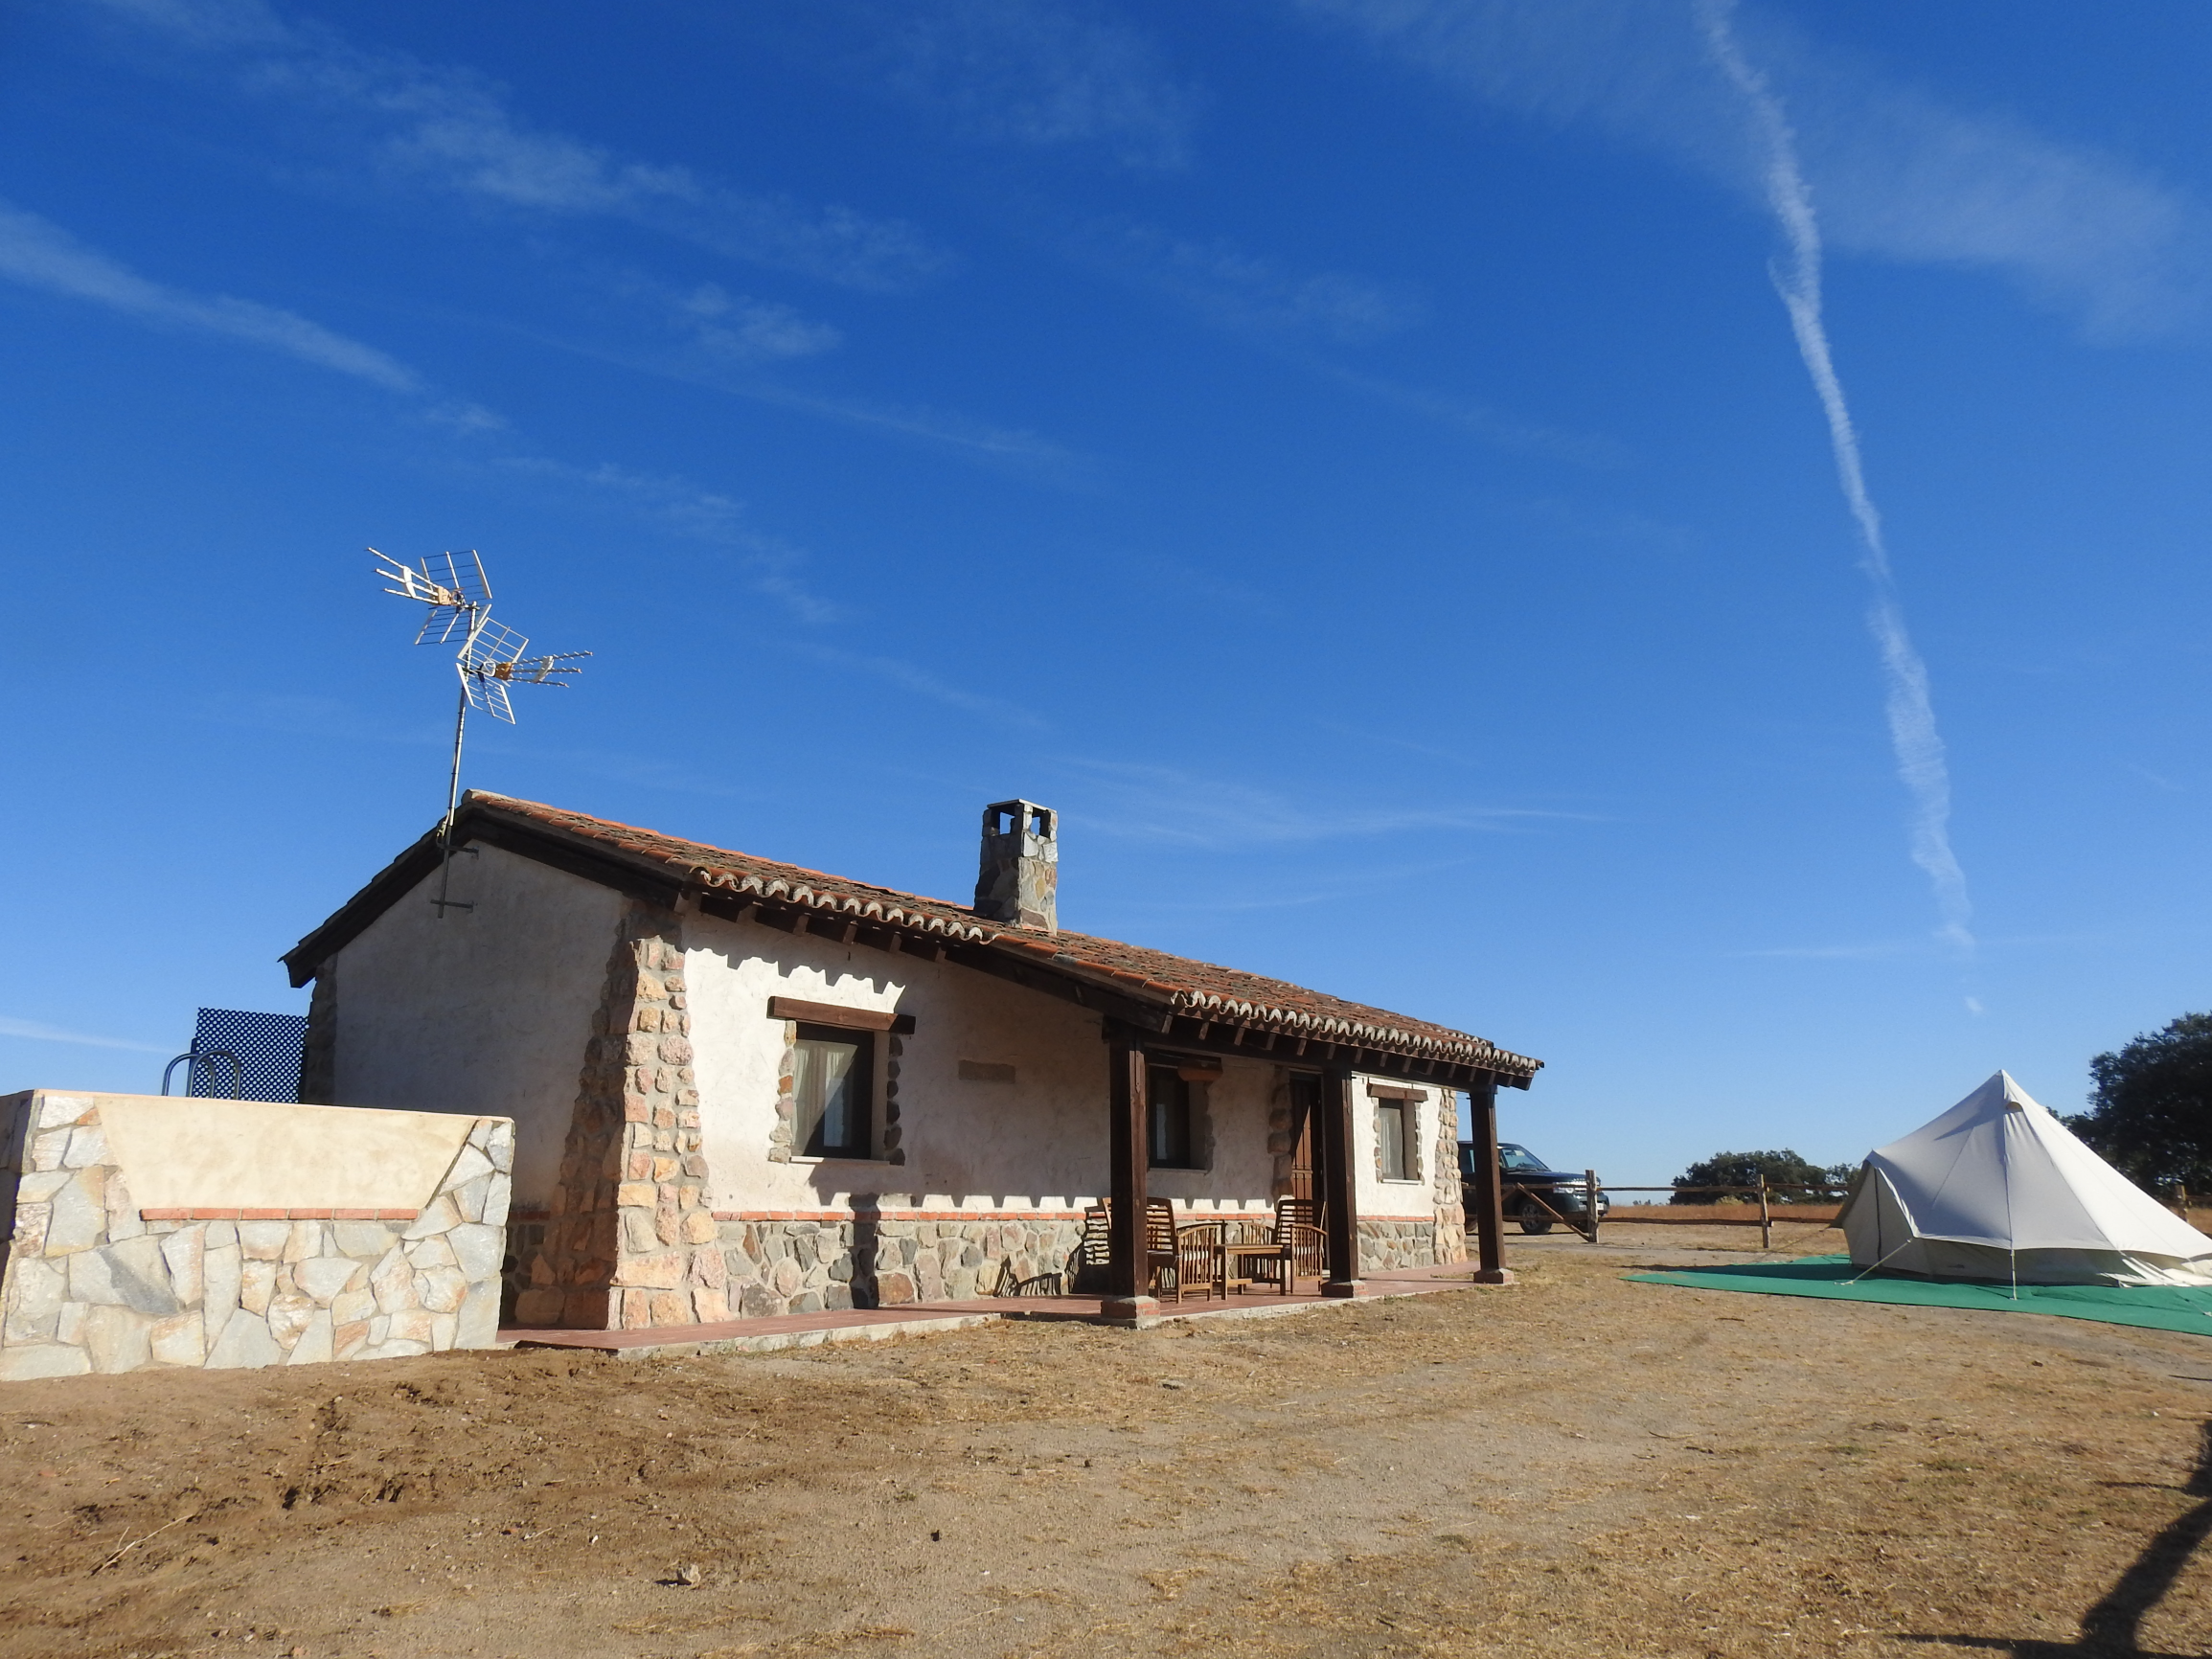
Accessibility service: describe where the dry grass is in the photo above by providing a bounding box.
[0,1249,2206,1656]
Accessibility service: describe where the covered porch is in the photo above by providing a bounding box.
[1086,1011,1526,1320]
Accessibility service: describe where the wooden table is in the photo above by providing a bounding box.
[1220,1238,1287,1295]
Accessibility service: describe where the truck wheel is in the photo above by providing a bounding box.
[1517,1199,1555,1236]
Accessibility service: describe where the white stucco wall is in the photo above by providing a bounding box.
[328,844,623,1207]
[1354,1083,1446,1219]
[683,911,1287,1216]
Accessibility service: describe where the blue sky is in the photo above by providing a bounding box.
[5,0,2210,1185]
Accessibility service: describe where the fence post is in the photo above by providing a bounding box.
[1758,1178,1771,1249]
[1584,1170,1600,1244]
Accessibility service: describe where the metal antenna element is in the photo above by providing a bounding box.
[371,547,590,917]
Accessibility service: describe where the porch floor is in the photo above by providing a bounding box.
[497,1261,1490,1360]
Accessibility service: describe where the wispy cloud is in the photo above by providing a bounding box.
[1060,761,1586,850]
[1058,215,1635,465]
[727,382,1091,480]
[491,456,844,625]
[1699,0,1972,956]
[192,692,444,746]
[1505,494,1698,552]
[1738,926,2123,963]
[0,196,420,390]
[1731,941,1918,962]
[1070,218,1424,343]
[1319,722,1485,770]
[673,284,842,364]
[469,307,1090,481]
[1309,360,1629,466]
[792,644,1050,730]
[90,0,951,292]
[809,0,1200,170]
[0,1015,171,1055]
[1110,853,1487,916]
[1297,0,2208,338]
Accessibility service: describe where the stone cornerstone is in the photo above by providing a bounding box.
[517,901,713,1330]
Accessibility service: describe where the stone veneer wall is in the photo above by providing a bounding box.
[1357,1217,1437,1272]
[519,901,718,1330]
[1431,1093,1467,1264]
[717,1214,1086,1315]
[507,1212,1089,1322]
[0,1096,512,1380]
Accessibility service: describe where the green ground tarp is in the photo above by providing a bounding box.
[1628,1254,2212,1336]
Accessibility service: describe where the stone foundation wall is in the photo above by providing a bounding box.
[1357,1217,1437,1273]
[0,1094,512,1380]
[713,1215,1087,1318]
[509,1212,1089,1324]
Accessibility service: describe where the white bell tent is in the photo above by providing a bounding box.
[1838,1071,2212,1287]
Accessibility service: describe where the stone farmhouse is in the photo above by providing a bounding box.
[282,794,1542,1330]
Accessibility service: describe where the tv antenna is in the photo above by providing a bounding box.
[372,549,589,916]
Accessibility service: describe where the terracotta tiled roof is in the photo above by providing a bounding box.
[294,792,1541,1083]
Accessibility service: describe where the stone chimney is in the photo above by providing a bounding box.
[973,799,1058,933]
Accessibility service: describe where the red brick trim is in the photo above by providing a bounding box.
[137,1207,421,1222]
[709,1207,1130,1223]
[703,1206,1436,1224]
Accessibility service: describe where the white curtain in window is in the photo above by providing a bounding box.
[1379,1102,1407,1180]
[795,1037,858,1152]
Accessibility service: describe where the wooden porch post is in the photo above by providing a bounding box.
[1468,1075,1515,1284]
[1319,1062,1361,1297]
[1103,1025,1156,1321]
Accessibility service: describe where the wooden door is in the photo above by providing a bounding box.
[1288,1073,1320,1203]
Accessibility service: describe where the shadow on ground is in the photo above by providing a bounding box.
[1907,1419,2212,1657]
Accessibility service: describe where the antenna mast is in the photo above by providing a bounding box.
[373,549,589,916]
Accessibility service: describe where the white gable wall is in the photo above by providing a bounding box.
[326,844,621,1208]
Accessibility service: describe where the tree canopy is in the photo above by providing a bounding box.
[1672,1149,1856,1203]
[2064,1012,2212,1195]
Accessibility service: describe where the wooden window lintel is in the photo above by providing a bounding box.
[767,995,916,1034]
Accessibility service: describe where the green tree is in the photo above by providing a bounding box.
[1673,1149,1856,1204]
[2064,1013,2212,1196]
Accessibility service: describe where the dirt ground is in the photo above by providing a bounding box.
[4,1229,2209,1658]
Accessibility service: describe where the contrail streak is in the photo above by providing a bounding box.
[1699,0,1973,954]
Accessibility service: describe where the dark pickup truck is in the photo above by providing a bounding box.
[1456,1141,1610,1235]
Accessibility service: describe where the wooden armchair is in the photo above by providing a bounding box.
[1173,1218,1225,1304]
[1240,1197,1328,1297]
[1074,1198,1227,1302]
[1141,1198,1226,1304]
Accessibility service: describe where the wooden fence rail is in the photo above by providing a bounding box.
[1518,1179,1847,1247]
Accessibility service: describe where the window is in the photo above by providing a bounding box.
[1148,1066,1197,1169]
[793,1022,874,1158]
[1499,1143,1547,1174]
[1377,1094,1423,1182]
